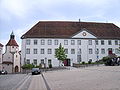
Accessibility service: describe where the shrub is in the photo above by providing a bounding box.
[82,61,85,64]
[88,60,92,64]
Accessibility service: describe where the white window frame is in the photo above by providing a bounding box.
[54,40,58,45]
[48,49,52,54]
[34,40,38,45]
[41,39,45,45]
[26,59,30,64]
[26,48,30,54]
[115,40,118,45]
[33,49,37,54]
[48,40,52,45]
[71,40,75,45]
[101,48,105,54]
[108,40,112,45]
[77,40,81,45]
[26,39,30,45]
[88,40,92,45]
[101,40,104,45]
[41,49,45,54]
[64,40,68,45]
[89,48,93,54]
[65,49,68,54]
[33,59,37,65]
[71,49,75,54]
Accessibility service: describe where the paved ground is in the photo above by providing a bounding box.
[0,66,120,90]
[0,74,30,90]
[44,66,120,90]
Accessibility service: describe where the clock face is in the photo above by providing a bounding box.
[82,32,87,36]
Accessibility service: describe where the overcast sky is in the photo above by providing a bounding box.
[0,0,120,51]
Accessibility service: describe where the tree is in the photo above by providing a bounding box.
[55,43,67,66]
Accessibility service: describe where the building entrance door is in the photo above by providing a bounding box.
[15,66,19,72]
[64,59,71,66]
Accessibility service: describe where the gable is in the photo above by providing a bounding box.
[72,29,96,38]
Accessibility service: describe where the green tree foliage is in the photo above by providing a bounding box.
[55,43,67,66]
[22,64,41,69]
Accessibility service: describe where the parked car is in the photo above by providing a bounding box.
[31,68,41,75]
[0,70,7,75]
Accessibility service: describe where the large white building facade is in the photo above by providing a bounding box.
[21,21,120,67]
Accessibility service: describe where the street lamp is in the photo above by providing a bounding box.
[45,57,47,69]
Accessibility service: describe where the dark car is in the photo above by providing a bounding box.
[0,70,7,75]
[32,68,41,75]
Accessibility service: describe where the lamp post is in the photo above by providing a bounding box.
[45,57,47,70]
[10,52,15,73]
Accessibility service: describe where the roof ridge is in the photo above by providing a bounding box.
[38,21,113,24]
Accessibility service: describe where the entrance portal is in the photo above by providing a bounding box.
[15,66,19,72]
[64,59,71,66]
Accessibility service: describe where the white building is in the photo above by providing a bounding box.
[0,43,3,70]
[21,21,120,67]
[2,32,21,73]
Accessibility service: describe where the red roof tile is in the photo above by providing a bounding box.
[0,43,3,47]
[6,39,19,46]
[21,21,120,39]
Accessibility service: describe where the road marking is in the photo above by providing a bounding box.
[42,73,51,90]
[12,74,31,90]
[28,75,47,90]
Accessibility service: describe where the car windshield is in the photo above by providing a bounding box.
[32,68,39,70]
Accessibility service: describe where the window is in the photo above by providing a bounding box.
[41,49,44,54]
[26,40,30,45]
[26,48,30,54]
[41,59,44,64]
[101,40,104,45]
[77,40,81,45]
[33,49,37,54]
[48,40,52,45]
[77,55,81,63]
[48,49,52,54]
[48,59,52,65]
[88,40,92,45]
[64,40,68,45]
[115,40,118,45]
[115,48,120,54]
[96,48,99,54]
[33,59,37,65]
[34,40,38,45]
[54,40,58,45]
[89,48,93,54]
[41,39,45,45]
[65,49,68,54]
[55,49,57,54]
[108,40,112,45]
[95,40,98,45]
[78,48,81,54]
[71,49,75,54]
[101,49,105,54]
[26,59,30,64]
[71,40,75,45]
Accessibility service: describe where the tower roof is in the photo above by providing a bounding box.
[0,43,3,47]
[6,32,19,46]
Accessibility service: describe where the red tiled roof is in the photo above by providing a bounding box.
[6,39,19,46]
[0,43,3,47]
[21,21,120,39]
